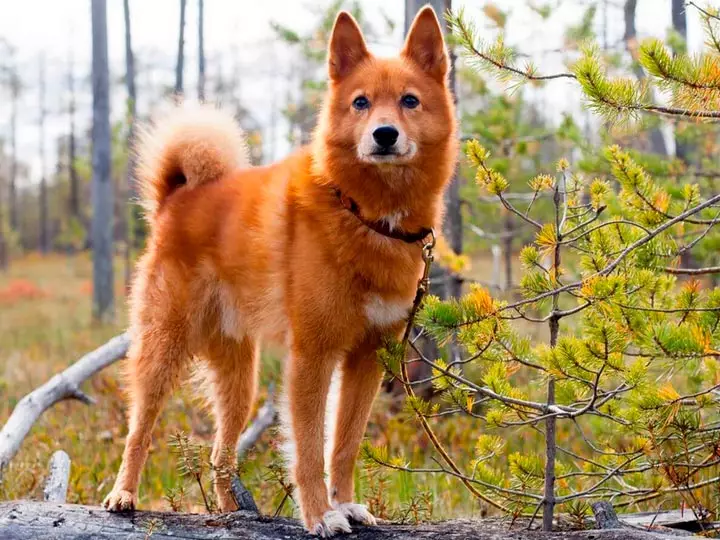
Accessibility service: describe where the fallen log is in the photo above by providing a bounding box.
[0,333,131,480]
[0,501,699,540]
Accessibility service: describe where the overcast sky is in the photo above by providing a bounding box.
[0,0,707,186]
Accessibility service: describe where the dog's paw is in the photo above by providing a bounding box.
[309,509,352,537]
[102,489,136,512]
[332,502,377,526]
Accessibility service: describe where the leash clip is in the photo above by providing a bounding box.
[418,228,436,294]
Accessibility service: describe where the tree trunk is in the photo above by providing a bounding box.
[175,0,187,96]
[671,0,689,162]
[670,0,694,271]
[541,177,564,532]
[9,70,19,236]
[0,160,6,271]
[68,52,80,233]
[443,0,463,300]
[39,55,49,254]
[623,0,667,156]
[123,0,138,288]
[671,0,687,50]
[198,0,205,101]
[91,0,115,323]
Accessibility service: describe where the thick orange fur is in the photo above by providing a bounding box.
[103,7,456,537]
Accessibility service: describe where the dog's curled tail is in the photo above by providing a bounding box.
[135,105,248,222]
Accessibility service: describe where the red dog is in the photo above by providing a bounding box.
[104,7,456,536]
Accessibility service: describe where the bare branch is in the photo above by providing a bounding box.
[663,265,720,275]
[0,333,130,479]
[236,388,277,459]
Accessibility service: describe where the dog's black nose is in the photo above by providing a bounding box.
[372,125,399,148]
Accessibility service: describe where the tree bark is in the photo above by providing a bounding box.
[38,55,49,254]
[0,158,6,271]
[623,0,667,156]
[91,0,115,322]
[671,0,687,39]
[671,0,688,161]
[43,451,71,504]
[8,65,19,235]
[0,333,130,479]
[68,51,80,234]
[123,0,138,288]
[0,501,689,540]
[123,0,137,149]
[198,0,205,101]
[542,177,564,532]
[175,0,187,96]
[443,0,463,300]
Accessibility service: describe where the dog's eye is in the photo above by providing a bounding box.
[401,94,420,109]
[352,96,370,110]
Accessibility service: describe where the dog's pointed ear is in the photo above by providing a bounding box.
[328,11,370,81]
[401,6,449,83]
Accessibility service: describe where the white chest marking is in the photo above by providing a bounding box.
[381,210,408,231]
[364,294,410,327]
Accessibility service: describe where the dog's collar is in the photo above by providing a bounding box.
[331,187,432,245]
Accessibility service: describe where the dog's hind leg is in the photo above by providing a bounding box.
[204,335,259,512]
[328,333,386,525]
[103,327,188,512]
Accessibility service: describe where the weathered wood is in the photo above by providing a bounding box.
[0,333,130,479]
[43,451,71,503]
[91,0,115,322]
[592,501,622,529]
[620,510,714,535]
[0,501,699,540]
[230,476,259,514]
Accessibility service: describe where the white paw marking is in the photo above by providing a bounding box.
[333,502,377,526]
[312,509,352,537]
[364,294,410,328]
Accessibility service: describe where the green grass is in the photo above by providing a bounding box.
[0,252,496,520]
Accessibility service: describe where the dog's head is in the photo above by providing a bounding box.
[317,7,456,171]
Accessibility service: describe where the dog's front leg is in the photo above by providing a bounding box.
[328,333,386,526]
[287,341,351,537]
